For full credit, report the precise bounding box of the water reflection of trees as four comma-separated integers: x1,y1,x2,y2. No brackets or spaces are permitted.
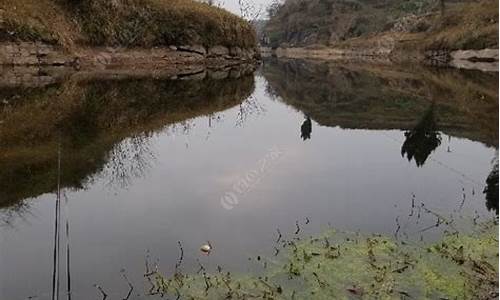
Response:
0,202,33,228
401,105,442,167
484,161,499,215
301,117,312,140
101,135,157,189
0,71,255,212
236,95,266,127
263,58,499,214
262,58,498,148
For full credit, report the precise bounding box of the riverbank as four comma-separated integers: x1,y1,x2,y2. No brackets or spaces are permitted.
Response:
267,46,498,72
262,0,498,71
0,41,259,87
0,0,260,74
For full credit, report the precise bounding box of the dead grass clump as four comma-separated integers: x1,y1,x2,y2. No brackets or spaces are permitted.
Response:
422,0,498,50
0,0,81,48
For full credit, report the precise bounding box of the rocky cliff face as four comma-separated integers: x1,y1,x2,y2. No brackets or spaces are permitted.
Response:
263,0,497,54
264,0,436,48
264,0,498,67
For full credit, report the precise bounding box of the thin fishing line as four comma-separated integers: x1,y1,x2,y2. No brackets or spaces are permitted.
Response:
64,192,72,300
380,131,483,186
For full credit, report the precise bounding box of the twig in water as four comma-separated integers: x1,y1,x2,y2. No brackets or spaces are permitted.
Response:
175,241,184,271
459,193,466,211
144,250,153,276
418,219,444,233
174,287,181,300
473,210,480,225
93,284,108,300
276,228,282,243
394,216,401,240
120,269,134,300
323,237,330,249
196,259,206,274
294,221,300,235
409,194,415,217
312,272,328,288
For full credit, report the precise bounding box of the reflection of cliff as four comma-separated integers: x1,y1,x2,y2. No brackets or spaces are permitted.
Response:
0,71,255,208
263,59,498,147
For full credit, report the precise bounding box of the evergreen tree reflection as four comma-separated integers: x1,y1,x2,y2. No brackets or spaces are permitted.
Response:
484,163,499,215
401,105,442,167
301,117,312,140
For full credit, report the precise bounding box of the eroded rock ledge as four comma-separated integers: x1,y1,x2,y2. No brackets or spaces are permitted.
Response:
0,42,259,69
0,42,260,87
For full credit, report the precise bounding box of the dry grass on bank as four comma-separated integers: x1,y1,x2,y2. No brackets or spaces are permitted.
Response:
0,0,257,49
392,0,498,52
316,0,497,53
0,0,81,48
422,0,498,50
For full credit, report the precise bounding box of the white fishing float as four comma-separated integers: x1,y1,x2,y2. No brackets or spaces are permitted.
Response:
200,241,212,254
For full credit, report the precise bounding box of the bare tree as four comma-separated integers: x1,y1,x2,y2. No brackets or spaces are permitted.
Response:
202,0,226,8
238,0,263,22
267,0,284,19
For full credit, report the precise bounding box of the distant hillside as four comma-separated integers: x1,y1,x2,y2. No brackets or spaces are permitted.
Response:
0,0,257,49
264,0,435,47
263,0,497,51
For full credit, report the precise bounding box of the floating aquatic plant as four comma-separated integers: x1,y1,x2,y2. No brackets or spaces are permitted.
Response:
149,221,498,299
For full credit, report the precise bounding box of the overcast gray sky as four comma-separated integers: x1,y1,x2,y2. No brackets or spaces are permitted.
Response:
220,0,273,18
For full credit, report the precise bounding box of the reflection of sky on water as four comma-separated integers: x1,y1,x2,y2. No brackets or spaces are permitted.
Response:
0,73,497,300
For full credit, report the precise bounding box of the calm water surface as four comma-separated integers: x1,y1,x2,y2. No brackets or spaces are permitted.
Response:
0,60,498,299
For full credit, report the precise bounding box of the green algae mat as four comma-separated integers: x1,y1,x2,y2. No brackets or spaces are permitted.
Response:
145,221,498,299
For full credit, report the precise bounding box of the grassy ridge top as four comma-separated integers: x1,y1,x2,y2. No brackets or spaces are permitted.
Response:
0,0,257,49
